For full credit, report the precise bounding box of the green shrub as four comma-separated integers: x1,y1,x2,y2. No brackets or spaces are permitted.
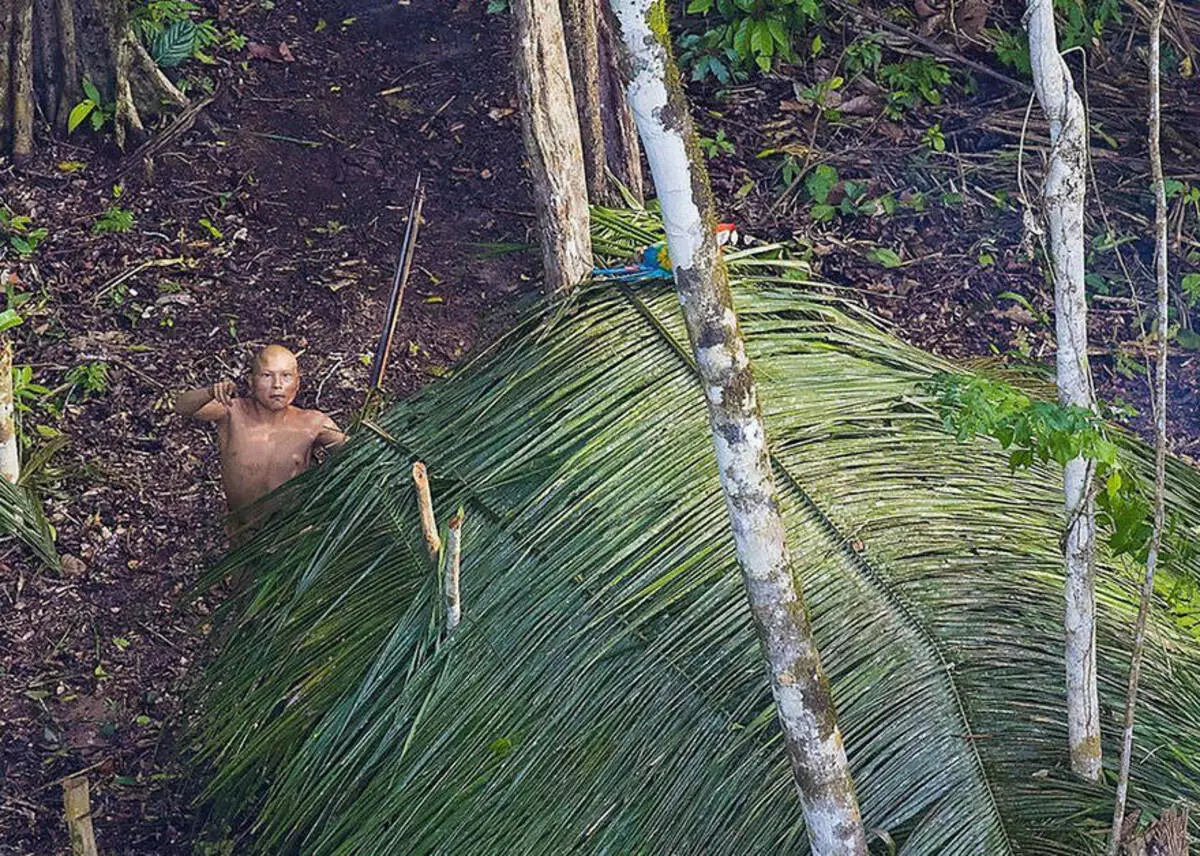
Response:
678,0,822,81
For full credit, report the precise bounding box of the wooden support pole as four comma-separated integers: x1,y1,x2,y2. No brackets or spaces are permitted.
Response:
444,510,463,633
412,461,441,558
63,776,99,856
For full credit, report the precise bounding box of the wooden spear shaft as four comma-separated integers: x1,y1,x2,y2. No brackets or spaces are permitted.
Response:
368,173,426,395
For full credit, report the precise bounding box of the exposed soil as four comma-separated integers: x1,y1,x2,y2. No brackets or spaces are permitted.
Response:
2,0,1198,853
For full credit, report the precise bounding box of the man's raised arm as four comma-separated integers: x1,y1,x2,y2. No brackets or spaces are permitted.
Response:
315,412,348,449
177,381,237,422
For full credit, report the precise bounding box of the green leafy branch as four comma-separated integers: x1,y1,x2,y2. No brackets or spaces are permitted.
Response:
926,373,1173,562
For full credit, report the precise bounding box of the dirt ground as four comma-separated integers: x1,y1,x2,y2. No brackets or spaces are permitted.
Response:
1,0,1197,853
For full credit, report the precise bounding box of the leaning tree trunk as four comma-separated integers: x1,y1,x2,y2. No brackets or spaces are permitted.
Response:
511,0,592,296
605,0,867,851
1026,0,1102,782
1,0,187,158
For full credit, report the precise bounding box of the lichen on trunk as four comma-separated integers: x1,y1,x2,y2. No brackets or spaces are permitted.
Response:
1025,0,1102,782
604,0,867,851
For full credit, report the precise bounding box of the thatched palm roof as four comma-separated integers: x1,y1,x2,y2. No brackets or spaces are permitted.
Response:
195,226,1200,855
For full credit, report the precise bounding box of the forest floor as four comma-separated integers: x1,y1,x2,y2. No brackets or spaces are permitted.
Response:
1,0,1197,853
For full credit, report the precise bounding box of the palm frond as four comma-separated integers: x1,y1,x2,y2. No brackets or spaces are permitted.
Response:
193,212,1200,855
0,476,58,569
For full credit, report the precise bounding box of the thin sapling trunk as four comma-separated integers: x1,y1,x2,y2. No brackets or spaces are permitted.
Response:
1107,0,1172,849
1025,0,1102,781
444,510,463,633
0,343,18,484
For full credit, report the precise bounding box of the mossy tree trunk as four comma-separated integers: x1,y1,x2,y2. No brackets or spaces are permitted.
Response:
1,0,187,161
604,0,867,851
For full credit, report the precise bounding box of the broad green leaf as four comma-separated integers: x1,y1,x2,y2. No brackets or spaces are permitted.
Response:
151,17,197,68
867,247,903,268
67,100,95,134
804,163,838,204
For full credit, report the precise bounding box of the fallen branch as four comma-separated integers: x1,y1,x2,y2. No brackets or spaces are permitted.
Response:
115,88,219,179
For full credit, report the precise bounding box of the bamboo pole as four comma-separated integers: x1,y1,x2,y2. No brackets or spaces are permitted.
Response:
0,342,18,484
412,461,441,557
63,776,99,856
444,509,463,632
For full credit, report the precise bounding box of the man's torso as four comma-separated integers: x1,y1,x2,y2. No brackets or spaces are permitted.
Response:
217,399,322,511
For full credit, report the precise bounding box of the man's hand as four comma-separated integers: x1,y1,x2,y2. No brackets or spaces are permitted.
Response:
211,380,238,407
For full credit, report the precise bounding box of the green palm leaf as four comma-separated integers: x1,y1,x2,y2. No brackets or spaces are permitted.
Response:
150,18,196,69
194,216,1200,854
0,476,58,568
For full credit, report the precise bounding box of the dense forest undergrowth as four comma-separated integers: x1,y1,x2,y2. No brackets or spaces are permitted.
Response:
0,0,1196,851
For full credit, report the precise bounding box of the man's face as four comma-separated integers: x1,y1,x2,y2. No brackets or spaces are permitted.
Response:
250,350,299,411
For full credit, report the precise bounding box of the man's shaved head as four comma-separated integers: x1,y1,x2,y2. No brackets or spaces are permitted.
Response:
253,344,299,375
249,345,301,412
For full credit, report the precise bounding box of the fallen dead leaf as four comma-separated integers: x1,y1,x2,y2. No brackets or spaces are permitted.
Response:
838,94,878,116
60,554,87,577
248,42,296,63
488,106,515,122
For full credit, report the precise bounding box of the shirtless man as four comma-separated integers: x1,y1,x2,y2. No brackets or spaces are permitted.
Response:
176,345,347,532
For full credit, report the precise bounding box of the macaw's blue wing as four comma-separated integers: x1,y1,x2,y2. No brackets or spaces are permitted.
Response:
591,263,673,283
593,242,673,283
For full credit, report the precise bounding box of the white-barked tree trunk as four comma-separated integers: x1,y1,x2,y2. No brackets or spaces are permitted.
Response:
1025,0,1102,781
605,1,867,851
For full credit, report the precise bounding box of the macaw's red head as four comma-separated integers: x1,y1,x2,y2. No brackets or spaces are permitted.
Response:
716,222,738,247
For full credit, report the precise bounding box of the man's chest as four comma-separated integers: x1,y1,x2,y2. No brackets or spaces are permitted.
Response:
222,418,316,468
